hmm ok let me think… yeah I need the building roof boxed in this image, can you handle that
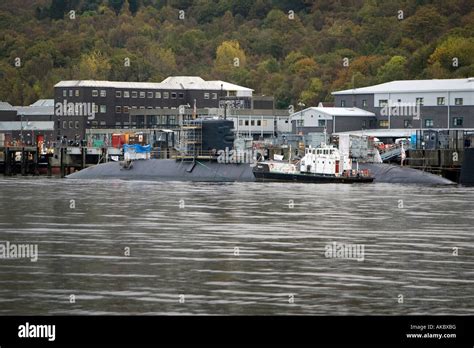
[334,129,417,137]
[332,78,474,95]
[14,105,54,116]
[55,76,253,92]
[30,99,55,107]
[0,101,14,111]
[292,107,375,118]
[0,121,55,131]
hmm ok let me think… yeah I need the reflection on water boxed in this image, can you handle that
[0,178,473,315]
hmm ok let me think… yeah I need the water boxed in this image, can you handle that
[0,178,473,315]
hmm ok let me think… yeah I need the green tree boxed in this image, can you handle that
[377,56,407,83]
[214,40,247,78]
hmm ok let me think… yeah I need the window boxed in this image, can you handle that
[453,117,463,126]
[94,104,99,113]
[296,120,304,127]
[424,119,433,127]
[416,97,424,106]
[404,119,412,128]
[251,120,255,126]
[92,90,99,97]
[100,90,106,97]
[204,93,210,99]
[455,98,463,105]
[116,106,121,113]
[171,92,177,99]
[139,91,145,98]
[75,90,79,97]
[155,92,161,98]
[379,100,388,107]
[239,120,243,126]
[124,91,130,98]
[91,121,98,128]
[75,121,79,129]
[212,93,217,100]
[362,120,367,129]
[100,121,106,126]
[69,90,73,97]
[140,106,145,109]
[116,91,122,98]
[379,120,389,127]
[69,120,73,129]
[178,92,184,99]
[163,92,169,99]
[362,100,367,107]
[147,92,153,98]
[318,120,326,127]
[62,90,67,97]
[437,97,445,105]
[132,91,138,98]
[62,120,67,129]
[123,106,129,113]
[100,105,106,113]
[340,100,346,107]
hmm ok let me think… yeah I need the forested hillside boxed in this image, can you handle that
[0,0,473,108]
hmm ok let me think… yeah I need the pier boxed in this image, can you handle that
[0,146,39,176]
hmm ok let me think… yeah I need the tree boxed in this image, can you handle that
[74,51,112,80]
[429,37,474,71]
[377,56,407,83]
[214,40,247,78]
[109,0,124,14]
[300,77,323,106]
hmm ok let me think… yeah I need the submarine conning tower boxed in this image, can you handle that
[179,118,235,159]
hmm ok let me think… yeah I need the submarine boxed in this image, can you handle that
[67,119,454,185]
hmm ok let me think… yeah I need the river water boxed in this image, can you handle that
[0,178,473,315]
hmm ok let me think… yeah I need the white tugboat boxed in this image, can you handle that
[253,143,374,183]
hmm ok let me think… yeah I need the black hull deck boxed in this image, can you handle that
[253,171,374,183]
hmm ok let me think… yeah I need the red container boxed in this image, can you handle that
[112,134,125,148]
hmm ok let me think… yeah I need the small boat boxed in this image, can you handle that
[253,143,374,183]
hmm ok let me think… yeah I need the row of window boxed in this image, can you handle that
[62,89,221,100]
[339,98,465,107]
[378,117,464,128]
[376,98,464,107]
[238,120,268,127]
[114,106,184,113]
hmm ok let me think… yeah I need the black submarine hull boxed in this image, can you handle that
[67,159,454,185]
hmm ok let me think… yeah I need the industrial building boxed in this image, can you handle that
[0,100,55,150]
[332,78,474,130]
[54,76,266,141]
[289,106,376,135]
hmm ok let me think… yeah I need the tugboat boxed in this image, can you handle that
[253,143,374,183]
